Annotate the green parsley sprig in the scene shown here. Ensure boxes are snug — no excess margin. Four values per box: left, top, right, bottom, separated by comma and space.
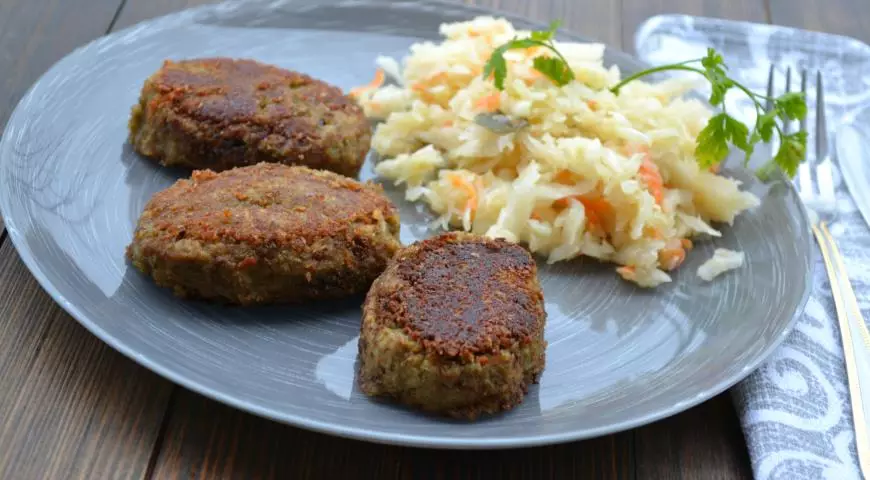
610, 48, 807, 179
482, 20, 574, 90
482, 23, 808, 180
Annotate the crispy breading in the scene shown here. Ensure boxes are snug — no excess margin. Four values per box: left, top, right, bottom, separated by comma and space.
128, 57, 371, 177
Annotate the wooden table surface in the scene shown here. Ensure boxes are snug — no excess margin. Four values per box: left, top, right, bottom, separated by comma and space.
0, 0, 866, 478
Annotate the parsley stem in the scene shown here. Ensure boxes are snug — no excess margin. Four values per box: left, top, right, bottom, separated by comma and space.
755, 159, 780, 181
732, 83, 767, 112
609, 65, 705, 94
540, 41, 574, 79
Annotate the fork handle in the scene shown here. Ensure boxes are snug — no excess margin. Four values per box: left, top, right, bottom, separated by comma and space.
814, 222, 870, 477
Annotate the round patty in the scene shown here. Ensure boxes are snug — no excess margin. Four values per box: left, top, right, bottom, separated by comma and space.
128, 57, 371, 177
357, 232, 547, 419
126, 162, 401, 305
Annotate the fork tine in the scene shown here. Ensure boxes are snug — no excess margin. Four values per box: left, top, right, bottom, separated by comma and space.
783, 67, 793, 135
817, 71, 829, 160
794, 67, 813, 195
816, 72, 836, 201
800, 70, 808, 134
765, 64, 776, 113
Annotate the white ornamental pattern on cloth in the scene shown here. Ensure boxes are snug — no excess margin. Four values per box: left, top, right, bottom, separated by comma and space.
636, 14, 870, 479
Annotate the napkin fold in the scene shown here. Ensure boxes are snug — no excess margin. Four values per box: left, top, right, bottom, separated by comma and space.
633, 15, 870, 479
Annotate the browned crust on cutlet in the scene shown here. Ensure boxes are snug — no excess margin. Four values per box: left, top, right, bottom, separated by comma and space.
133, 162, 395, 247
370, 231, 545, 359
357, 232, 546, 419
128, 57, 371, 177
126, 162, 401, 305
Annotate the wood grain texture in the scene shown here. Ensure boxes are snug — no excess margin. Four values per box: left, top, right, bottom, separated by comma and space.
0, 238, 174, 479
635, 394, 753, 480
111, 0, 217, 30
0, 0, 125, 230
467, 0, 621, 47
621, 0, 768, 51
0, 1, 176, 479
111, 0, 620, 46
150, 388, 633, 480
769, 0, 870, 44
0, 0, 123, 131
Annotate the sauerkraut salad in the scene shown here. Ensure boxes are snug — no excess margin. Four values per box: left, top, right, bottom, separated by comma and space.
351, 16, 760, 287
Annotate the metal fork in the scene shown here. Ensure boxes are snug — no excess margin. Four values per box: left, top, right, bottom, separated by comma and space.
772, 66, 870, 476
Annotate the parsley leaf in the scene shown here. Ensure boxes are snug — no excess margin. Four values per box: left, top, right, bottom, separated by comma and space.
533, 56, 574, 86
773, 131, 808, 177
695, 113, 750, 167
728, 116, 752, 157
700, 48, 733, 106
608, 47, 809, 180
482, 21, 810, 181
482, 47, 508, 89
530, 20, 560, 41
482, 21, 574, 89
755, 111, 777, 143
775, 92, 808, 120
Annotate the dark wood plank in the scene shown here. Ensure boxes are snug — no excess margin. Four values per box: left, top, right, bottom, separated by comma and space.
769, 0, 870, 44
111, 0, 217, 30
621, 0, 768, 52
0, 1, 177, 478
467, 0, 622, 47
0, 0, 124, 131
0, 0, 127, 231
112, 0, 620, 46
150, 388, 633, 480
0, 238, 175, 479
635, 394, 753, 480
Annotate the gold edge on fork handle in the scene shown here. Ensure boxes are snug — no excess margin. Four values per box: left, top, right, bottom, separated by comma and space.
823, 223, 870, 351
813, 222, 870, 477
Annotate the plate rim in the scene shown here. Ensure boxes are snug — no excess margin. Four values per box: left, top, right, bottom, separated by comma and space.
0, 0, 814, 449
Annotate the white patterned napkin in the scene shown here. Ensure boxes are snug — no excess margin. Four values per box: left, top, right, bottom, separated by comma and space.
634, 15, 870, 479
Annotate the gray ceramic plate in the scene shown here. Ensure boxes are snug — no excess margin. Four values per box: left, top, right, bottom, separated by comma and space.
0, 0, 812, 449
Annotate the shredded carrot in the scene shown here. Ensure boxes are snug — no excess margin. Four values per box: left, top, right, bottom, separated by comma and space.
553, 195, 611, 237
553, 170, 574, 184
530, 212, 543, 221
442, 120, 454, 127
553, 195, 609, 214
708, 163, 721, 174
616, 266, 636, 278
408, 72, 450, 104
474, 93, 501, 112
552, 197, 572, 210
522, 69, 544, 85
638, 157, 664, 206
412, 72, 449, 90
450, 174, 479, 213
524, 46, 544, 57
681, 238, 693, 250
579, 197, 611, 219
645, 227, 664, 240
659, 238, 687, 271
586, 100, 599, 111
467, 27, 492, 39
660, 248, 686, 271
348, 68, 385, 99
